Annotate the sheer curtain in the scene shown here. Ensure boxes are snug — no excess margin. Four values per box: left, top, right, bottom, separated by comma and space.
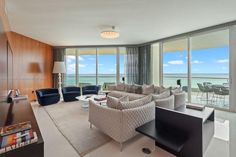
126, 45, 151, 85
53, 48, 65, 88
126, 47, 139, 84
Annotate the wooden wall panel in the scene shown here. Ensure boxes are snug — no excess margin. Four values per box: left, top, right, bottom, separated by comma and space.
9, 32, 53, 101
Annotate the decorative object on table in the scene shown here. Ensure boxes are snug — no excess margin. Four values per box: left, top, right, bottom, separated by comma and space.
122, 77, 125, 84
186, 103, 205, 111
0, 121, 38, 154
53, 61, 66, 99
94, 97, 106, 102
177, 79, 181, 88
15, 89, 21, 97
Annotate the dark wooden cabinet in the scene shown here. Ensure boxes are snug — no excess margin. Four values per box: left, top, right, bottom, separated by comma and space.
0, 100, 44, 157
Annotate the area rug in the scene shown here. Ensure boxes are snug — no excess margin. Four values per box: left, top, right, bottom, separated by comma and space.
43, 101, 111, 156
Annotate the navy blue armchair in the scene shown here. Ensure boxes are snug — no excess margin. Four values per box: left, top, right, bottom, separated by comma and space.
82, 85, 100, 95
62, 86, 81, 102
36, 88, 60, 106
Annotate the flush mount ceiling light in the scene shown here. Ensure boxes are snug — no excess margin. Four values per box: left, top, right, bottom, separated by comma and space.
100, 26, 120, 39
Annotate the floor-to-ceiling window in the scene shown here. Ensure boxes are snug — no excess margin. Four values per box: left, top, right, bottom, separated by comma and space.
64, 47, 126, 88
159, 29, 230, 110
78, 48, 97, 86
64, 48, 77, 86
162, 38, 188, 90
190, 29, 229, 109
97, 48, 117, 86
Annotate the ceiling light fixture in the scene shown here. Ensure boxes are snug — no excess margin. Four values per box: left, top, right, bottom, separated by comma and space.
100, 26, 120, 39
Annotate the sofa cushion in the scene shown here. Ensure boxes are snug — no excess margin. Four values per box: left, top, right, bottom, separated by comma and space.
116, 83, 125, 91
125, 84, 134, 93
159, 86, 172, 94
155, 95, 174, 110
133, 84, 142, 94
108, 91, 123, 98
120, 95, 152, 109
107, 95, 129, 109
142, 84, 155, 95
107, 85, 117, 91
154, 86, 161, 94
152, 90, 171, 100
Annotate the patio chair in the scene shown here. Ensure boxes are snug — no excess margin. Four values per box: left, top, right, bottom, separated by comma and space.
212, 85, 229, 106
196, 83, 213, 101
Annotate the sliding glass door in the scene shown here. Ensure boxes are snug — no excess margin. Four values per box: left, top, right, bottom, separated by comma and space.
159, 29, 230, 110
190, 30, 229, 109
78, 48, 97, 86
162, 38, 188, 93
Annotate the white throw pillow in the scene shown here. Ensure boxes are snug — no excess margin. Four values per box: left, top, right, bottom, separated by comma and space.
116, 83, 125, 91
120, 95, 152, 109
142, 84, 155, 95
107, 95, 129, 109
152, 90, 171, 100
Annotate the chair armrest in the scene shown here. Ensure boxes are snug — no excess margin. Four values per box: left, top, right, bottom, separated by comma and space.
121, 101, 155, 142
88, 100, 122, 142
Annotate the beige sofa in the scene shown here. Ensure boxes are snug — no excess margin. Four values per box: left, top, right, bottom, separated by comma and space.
88, 100, 155, 151
107, 83, 186, 109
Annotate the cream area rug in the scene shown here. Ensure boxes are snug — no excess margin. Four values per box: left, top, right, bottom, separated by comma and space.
43, 101, 111, 156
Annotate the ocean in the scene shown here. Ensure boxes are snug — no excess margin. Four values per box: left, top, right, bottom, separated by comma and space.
64, 73, 229, 89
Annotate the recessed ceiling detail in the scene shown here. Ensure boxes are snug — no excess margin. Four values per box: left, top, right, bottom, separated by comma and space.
6, 0, 236, 46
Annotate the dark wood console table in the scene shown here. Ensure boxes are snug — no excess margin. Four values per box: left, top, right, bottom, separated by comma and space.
136, 106, 214, 157
0, 100, 44, 157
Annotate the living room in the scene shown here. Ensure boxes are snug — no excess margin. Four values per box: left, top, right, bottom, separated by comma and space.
0, 0, 236, 157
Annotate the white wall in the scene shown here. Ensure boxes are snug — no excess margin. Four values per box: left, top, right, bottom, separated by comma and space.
151, 43, 160, 85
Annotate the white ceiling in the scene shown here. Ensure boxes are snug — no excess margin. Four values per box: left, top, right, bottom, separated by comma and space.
5, 0, 236, 46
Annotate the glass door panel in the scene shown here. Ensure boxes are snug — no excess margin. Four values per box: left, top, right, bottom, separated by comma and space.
65, 48, 76, 86
162, 39, 188, 95
97, 48, 117, 89
78, 48, 97, 86
190, 29, 229, 109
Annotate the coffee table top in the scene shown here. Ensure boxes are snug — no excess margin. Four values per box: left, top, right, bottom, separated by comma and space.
76, 95, 107, 103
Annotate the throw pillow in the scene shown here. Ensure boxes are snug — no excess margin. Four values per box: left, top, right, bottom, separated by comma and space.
107, 85, 117, 91
154, 86, 161, 94
125, 84, 134, 93
116, 83, 125, 91
120, 95, 152, 109
107, 95, 129, 109
142, 84, 155, 95
133, 84, 142, 94
171, 87, 182, 95
152, 90, 171, 100
159, 86, 172, 94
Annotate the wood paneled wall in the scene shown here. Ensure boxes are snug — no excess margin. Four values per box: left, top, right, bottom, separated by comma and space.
9, 32, 53, 101
1, 0, 53, 101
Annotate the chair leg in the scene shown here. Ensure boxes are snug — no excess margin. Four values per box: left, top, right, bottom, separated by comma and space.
120, 143, 123, 152
90, 123, 92, 129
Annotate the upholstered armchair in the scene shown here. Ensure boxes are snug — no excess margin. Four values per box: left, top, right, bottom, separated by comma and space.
62, 86, 81, 102
82, 85, 100, 95
36, 88, 60, 106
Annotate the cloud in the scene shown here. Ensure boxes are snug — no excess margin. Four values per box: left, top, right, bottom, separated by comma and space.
217, 59, 229, 63
168, 60, 184, 65
163, 64, 169, 67
192, 60, 203, 64
79, 64, 86, 68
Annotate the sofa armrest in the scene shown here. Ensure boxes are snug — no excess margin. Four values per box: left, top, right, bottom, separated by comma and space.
121, 101, 155, 142
88, 100, 122, 142
155, 95, 174, 110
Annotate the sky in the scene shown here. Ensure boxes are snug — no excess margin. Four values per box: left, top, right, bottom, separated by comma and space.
66, 54, 125, 74
66, 46, 229, 75
163, 47, 229, 74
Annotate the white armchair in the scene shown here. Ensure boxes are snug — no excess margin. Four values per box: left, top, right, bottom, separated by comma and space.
88, 100, 155, 150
